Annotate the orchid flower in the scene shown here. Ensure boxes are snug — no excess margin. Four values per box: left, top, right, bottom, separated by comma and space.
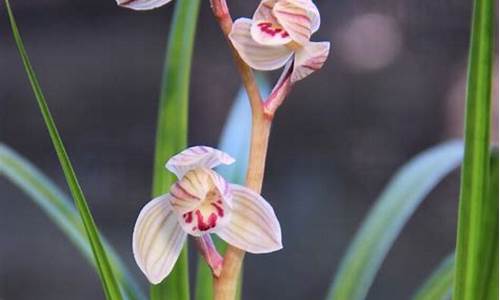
229, 0, 330, 83
133, 146, 282, 284
116, 0, 172, 10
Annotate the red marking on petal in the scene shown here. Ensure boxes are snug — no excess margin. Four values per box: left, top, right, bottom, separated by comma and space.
258, 22, 272, 28
211, 203, 224, 217
183, 212, 193, 223
195, 210, 219, 231
208, 213, 217, 228
257, 21, 288, 37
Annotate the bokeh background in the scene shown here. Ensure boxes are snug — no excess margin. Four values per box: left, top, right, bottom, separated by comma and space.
0, 0, 498, 299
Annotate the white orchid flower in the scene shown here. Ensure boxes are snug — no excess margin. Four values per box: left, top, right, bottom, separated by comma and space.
229, 0, 330, 83
116, 0, 172, 10
133, 146, 282, 284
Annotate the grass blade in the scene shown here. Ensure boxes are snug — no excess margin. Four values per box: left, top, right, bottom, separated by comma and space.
4, 1, 122, 299
483, 149, 498, 300
327, 141, 464, 300
194, 74, 270, 300
412, 254, 454, 300
452, 0, 494, 298
149, 1, 200, 300
0, 144, 146, 300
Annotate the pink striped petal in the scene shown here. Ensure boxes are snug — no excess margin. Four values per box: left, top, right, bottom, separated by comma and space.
272, 0, 320, 46
291, 41, 330, 82
229, 18, 294, 71
216, 184, 282, 254
289, 0, 321, 32
169, 178, 204, 215
116, 0, 173, 10
166, 146, 235, 179
253, 0, 278, 22
132, 194, 187, 284
208, 170, 233, 209
172, 169, 232, 236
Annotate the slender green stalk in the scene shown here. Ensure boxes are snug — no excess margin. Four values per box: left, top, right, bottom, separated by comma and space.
149, 1, 200, 300
328, 141, 463, 300
0, 144, 145, 300
412, 254, 454, 300
452, 0, 494, 298
4, 1, 122, 299
481, 149, 498, 300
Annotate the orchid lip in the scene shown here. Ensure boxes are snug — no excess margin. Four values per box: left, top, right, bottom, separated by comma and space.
169, 168, 232, 236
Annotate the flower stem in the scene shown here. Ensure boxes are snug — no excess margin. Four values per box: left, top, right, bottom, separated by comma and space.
209, 0, 275, 299
209, 0, 263, 115
214, 110, 273, 300
245, 113, 273, 192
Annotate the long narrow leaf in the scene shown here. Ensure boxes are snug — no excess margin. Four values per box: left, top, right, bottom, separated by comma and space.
452, 0, 494, 298
412, 254, 455, 300
4, 1, 122, 299
0, 144, 145, 300
149, 1, 200, 300
194, 74, 270, 300
327, 141, 463, 300
484, 149, 498, 299
452, 150, 498, 300
477, 149, 498, 300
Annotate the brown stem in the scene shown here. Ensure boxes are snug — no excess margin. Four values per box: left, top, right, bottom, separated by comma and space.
209, 0, 276, 299
214, 112, 272, 300
209, 0, 263, 116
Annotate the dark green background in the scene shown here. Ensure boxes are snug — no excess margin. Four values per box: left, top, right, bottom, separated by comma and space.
0, 0, 497, 299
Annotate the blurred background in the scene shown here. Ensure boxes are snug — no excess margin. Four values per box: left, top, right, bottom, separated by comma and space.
0, 0, 498, 299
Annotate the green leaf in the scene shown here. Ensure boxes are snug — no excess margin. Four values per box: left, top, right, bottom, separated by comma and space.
452, 0, 495, 298
414, 152, 498, 300
4, 1, 123, 299
149, 1, 200, 300
0, 144, 146, 300
194, 74, 270, 300
412, 254, 454, 300
483, 149, 499, 300
327, 141, 464, 300
456, 147, 499, 300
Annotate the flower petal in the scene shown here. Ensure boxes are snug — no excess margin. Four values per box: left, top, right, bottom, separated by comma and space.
209, 170, 233, 209
291, 41, 330, 83
166, 146, 235, 179
133, 194, 187, 284
253, 0, 278, 21
229, 18, 294, 71
116, 0, 173, 10
216, 184, 282, 254
273, 0, 321, 45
